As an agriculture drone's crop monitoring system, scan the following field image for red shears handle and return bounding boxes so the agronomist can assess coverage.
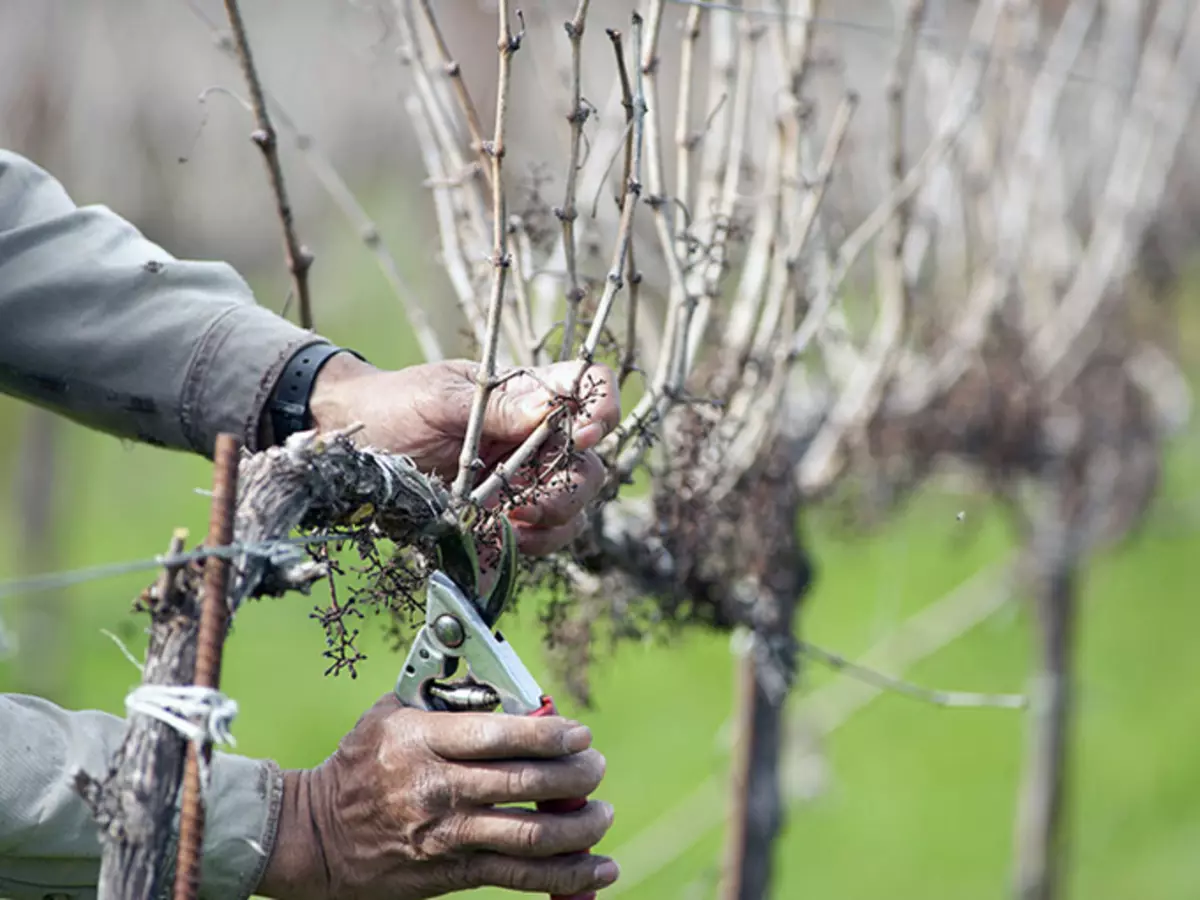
[529,696,595,900]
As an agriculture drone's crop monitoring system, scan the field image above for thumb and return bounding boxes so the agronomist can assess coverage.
[482,384,553,444]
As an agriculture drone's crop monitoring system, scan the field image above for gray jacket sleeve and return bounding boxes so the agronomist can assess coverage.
[0,149,317,896]
[0,694,283,900]
[0,147,326,457]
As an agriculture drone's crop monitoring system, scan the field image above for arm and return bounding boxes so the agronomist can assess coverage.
[0,694,280,900]
[0,149,624,899]
[0,149,324,457]
[0,693,619,900]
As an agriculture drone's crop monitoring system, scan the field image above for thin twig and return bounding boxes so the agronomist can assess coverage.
[470,11,647,509]
[578,15,645,367]
[451,1,522,503]
[406,93,488,347]
[673,2,705,268]
[1035,0,1200,387]
[221,0,314,330]
[785,88,976,367]
[416,0,491,182]
[799,641,1024,709]
[637,0,688,383]
[612,22,643,386]
[185,0,441,358]
[679,7,744,374]
[557,0,592,361]
[397,0,492,345]
[793,2,923,493]
[912,0,1098,408]
[508,215,540,367]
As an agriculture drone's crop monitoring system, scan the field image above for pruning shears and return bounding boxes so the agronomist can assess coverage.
[394,520,596,900]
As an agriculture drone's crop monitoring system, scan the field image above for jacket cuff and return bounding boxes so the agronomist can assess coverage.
[199,754,285,900]
[179,301,331,458]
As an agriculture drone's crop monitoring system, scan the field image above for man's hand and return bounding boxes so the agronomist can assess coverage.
[257,694,619,900]
[308,356,620,556]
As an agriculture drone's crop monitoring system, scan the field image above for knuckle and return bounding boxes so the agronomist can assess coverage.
[548,861,597,896]
[466,714,504,748]
[505,762,541,799]
[401,816,448,863]
[437,814,475,855]
[516,817,546,853]
[446,854,482,890]
[415,768,455,812]
[501,860,543,892]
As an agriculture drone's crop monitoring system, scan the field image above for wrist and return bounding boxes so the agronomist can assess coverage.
[267,343,373,445]
[308,350,378,434]
[257,769,330,900]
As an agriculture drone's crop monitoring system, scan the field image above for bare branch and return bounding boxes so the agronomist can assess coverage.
[798,640,1024,710]
[793,3,924,493]
[580,19,644,365]
[912,0,1098,407]
[508,215,540,366]
[416,0,492,181]
[452,1,523,503]
[185,1,442,359]
[557,0,592,361]
[1035,0,1200,387]
[405,92,487,346]
[221,0,314,329]
[472,11,648,508]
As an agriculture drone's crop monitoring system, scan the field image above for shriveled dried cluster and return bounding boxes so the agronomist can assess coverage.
[229,429,453,676]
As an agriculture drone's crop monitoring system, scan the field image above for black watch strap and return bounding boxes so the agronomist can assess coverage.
[269,342,366,444]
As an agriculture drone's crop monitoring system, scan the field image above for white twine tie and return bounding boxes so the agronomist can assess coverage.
[125,684,240,795]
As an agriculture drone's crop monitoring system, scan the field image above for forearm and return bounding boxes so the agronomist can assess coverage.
[0,693,282,900]
[0,149,325,457]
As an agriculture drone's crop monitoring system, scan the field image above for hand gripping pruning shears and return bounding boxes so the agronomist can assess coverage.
[394,521,597,900]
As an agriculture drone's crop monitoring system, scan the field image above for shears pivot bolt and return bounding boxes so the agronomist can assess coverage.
[433,614,465,648]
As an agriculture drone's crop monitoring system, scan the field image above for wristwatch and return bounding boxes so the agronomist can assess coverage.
[268,342,367,444]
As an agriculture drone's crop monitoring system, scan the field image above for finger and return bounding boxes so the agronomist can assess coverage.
[460,852,621,895]
[454,800,615,857]
[422,711,593,761]
[509,450,605,530]
[451,748,606,805]
[485,363,620,447]
[513,513,587,557]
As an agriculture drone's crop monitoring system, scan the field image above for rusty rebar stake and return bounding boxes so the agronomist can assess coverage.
[173,433,240,900]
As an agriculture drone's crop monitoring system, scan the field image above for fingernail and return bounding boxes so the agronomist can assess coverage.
[508,505,542,526]
[594,859,621,884]
[564,725,593,753]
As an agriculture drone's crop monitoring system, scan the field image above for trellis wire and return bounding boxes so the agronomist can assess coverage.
[0,533,347,603]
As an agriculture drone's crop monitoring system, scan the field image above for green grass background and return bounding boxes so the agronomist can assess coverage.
[2,199,1200,900]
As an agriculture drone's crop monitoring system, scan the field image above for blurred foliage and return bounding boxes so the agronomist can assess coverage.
[2,195,1200,899]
